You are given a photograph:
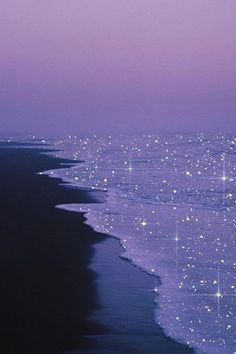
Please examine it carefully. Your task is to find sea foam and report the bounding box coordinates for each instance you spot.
[43,133,236,354]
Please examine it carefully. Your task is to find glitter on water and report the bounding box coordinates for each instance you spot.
[43,133,236,354]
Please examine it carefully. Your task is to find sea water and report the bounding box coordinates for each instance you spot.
[43,133,236,354]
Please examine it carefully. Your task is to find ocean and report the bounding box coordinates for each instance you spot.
[43,133,236,354]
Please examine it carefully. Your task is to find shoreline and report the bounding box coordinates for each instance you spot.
[0,143,107,354]
[84,237,194,354]
[0,142,194,353]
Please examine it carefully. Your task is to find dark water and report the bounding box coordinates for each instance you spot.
[0,146,106,354]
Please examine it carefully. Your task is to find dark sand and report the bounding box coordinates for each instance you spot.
[0,144,194,354]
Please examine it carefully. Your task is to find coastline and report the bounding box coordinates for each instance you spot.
[83,237,194,354]
[0,143,194,354]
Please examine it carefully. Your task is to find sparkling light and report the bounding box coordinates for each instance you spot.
[43,133,236,354]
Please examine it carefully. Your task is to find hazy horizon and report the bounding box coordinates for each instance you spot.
[0,0,236,136]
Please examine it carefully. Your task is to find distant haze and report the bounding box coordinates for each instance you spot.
[0,0,235,136]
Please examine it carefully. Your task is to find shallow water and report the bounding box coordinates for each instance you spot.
[43,133,236,354]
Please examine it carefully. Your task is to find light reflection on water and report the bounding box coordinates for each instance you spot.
[44,133,236,354]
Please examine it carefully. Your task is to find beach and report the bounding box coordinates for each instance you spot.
[0,143,194,354]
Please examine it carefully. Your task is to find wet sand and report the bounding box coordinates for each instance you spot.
[0,143,194,354]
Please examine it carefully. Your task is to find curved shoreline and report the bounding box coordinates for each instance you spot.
[0,142,194,353]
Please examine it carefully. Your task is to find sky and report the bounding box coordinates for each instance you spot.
[0,0,235,137]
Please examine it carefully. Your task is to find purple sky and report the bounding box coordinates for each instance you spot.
[0,0,235,136]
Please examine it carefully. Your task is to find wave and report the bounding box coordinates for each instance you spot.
[43,133,236,354]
